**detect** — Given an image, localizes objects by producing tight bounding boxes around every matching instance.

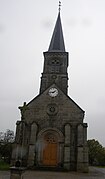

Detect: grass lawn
[96,166,105,168]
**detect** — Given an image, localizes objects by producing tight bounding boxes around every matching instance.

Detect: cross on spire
[59,1,61,12]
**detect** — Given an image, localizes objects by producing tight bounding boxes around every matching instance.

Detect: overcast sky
[0,0,105,146]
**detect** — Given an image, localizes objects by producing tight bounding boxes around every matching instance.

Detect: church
[11,8,88,172]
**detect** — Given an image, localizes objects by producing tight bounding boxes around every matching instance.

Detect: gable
[27,84,84,111]
[24,84,84,124]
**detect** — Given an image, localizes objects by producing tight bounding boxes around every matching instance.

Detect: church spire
[40,3,68,94]
[48,5,65,52]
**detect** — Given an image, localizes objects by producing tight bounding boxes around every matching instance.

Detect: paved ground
[0,167,105,179]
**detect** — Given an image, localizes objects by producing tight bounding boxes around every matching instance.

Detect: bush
[0,142,12,163]
[0,160,10,170]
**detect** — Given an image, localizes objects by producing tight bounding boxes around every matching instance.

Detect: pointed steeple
[48,11,66,52]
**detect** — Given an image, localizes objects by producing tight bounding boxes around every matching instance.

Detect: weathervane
[59,1,61,12]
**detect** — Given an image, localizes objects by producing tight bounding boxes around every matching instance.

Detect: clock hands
[51,90,56,93]
[49,88,58,97]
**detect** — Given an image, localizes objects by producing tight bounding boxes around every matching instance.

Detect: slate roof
[48,12,65,52]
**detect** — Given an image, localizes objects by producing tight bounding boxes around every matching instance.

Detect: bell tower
[40,11,69,95]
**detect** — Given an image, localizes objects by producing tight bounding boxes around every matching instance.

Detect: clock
[49,88,58,97]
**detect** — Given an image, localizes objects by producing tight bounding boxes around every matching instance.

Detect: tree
[0,142,12,163]
[0,129,15,143]
[0,129,15,163]
[87,139,105,166]
[4,129,15,143]
[0,132,4,142]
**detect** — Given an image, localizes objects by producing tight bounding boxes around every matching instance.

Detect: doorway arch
[36,128,64,167]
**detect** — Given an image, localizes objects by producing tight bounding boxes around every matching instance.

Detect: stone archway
[36,128,64,167]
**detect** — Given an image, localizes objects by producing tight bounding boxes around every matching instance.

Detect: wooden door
[43,135,58,166]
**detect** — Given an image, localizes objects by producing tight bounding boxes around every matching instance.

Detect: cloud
[81,18,92,27]
[0,23,5,33]
[67,17,92,27]
[67,18,77,27]
[41,19,53,29]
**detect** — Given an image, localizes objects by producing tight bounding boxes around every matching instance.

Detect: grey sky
[0,0,105,146]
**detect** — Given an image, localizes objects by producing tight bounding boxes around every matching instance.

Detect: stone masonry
[11,10,88,172]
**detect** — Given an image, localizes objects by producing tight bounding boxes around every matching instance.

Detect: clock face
[49,88,58,97]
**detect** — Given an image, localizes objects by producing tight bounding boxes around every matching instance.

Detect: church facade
[11,11,88,172]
